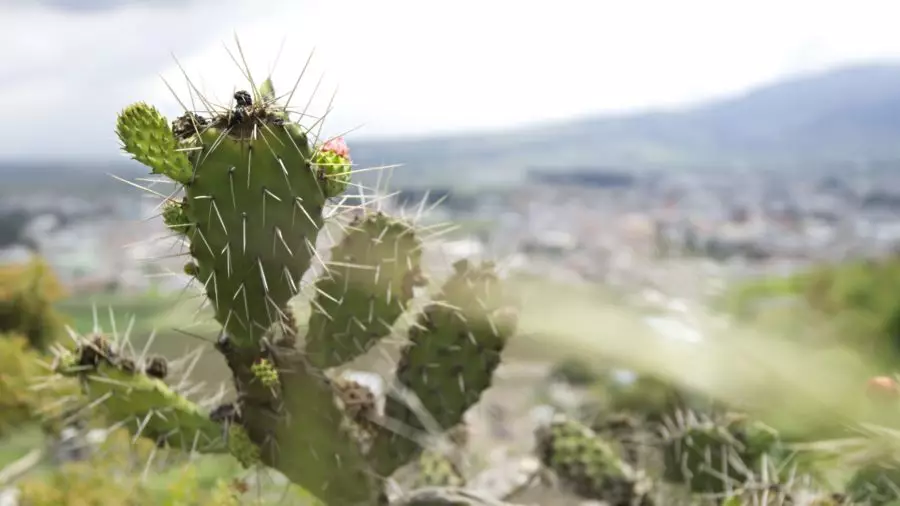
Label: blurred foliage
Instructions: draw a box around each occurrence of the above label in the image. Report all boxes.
[16,429,245,506]
[548,357,601,386]
[0,333,79,438]
[0,256,67,351]
[721,255,900,364]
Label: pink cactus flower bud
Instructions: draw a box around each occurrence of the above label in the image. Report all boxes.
[322,137,350,158]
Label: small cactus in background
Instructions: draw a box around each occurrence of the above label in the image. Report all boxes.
[42,49,518,506]
[535,414,654,505]
[658,410,783,494]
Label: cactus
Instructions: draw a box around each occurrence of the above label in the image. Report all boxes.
[845,461,900,505]
[658,410,784,495]
[535,414,654,505]
[43,56,517,506]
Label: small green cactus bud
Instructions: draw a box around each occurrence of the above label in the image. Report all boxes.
[227,424,261,468]
[183,262,199,277]
[414,450,465,488]
[116,102,193,183]
[250,358,279,388]
[162,199,193,236]
[257,77,276,103]
[312,137,352,198]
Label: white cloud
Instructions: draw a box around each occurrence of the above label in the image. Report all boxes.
[3,0,900,159]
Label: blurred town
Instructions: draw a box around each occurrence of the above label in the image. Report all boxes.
[3,163,899,309]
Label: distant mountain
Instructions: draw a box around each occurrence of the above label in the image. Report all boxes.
[7,63,900,191]
[349,63,900,188]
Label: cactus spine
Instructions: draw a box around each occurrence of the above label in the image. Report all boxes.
[46,54,517,506]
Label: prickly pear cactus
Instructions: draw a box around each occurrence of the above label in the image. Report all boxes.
[44,56,518,506]
[659,410,783,494]
[535,414,654,505]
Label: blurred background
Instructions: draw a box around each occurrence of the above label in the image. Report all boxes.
[6,0,900,504]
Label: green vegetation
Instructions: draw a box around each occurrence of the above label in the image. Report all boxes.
[721,255,900,365]
[7,47,900,506]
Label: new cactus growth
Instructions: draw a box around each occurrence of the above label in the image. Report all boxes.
[45,54,517,506]
[535,414,653,505]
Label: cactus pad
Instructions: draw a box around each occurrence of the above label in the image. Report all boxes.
[116,89,335,347]
[305,211,425,368]
[116,103,193,183]
[368,260,518,476]
[54,334,226,453]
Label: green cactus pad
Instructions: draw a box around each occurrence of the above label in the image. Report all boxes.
[305,212,425,369]
[117,88,336,347]
[659,410,783,494]
[227,424,261,467]
[368,260,518,476]
[536,415,653,504]
[55,335,225,453]
[184,120,326,345]
[116,103,193,184]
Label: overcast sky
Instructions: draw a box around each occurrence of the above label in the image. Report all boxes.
[3,0,900,160]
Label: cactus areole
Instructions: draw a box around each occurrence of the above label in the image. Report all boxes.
[62,68,521,506]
